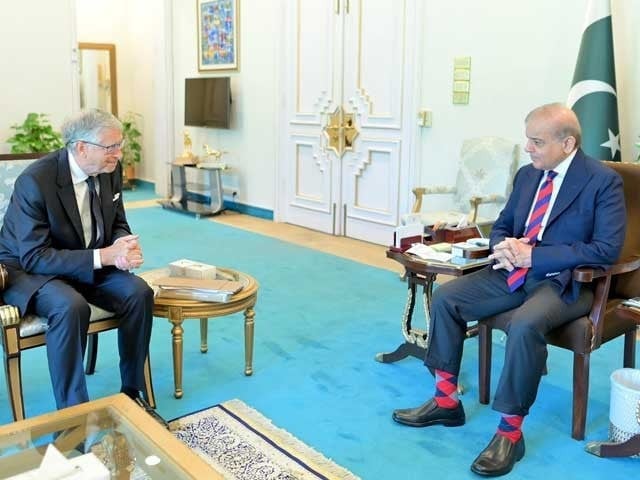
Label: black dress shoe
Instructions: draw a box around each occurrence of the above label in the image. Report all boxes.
[392,398,465,427]
[470,434,525,477]
[134,397,170,430]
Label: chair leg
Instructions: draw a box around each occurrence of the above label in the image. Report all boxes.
[623,330,636,368]
[4,353,25,421]
[572,352,590,440]
[85,333,99,375]
[142,353,156,409]
[478,323,492,405]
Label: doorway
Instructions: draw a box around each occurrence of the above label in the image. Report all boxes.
[279,0,420,245]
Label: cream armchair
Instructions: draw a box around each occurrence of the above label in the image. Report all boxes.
[403,137,519,235]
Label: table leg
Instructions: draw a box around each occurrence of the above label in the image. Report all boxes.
[168,306,184,399]
[375,271,436,364]
[244,307,255,376]
[200,318,208,353]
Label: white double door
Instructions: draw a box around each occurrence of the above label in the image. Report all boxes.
[279,0,419,245]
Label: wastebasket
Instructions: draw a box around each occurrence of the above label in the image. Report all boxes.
[609,368,640,449]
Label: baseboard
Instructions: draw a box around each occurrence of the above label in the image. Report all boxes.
[164,188,274,220]
[223,200,273,220]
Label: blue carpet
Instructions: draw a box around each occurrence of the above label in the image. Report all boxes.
[1,206,637,479]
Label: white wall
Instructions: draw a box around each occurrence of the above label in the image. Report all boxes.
[171,0,279,209]
[415,0,639,215]
[76,0,160,183]
[612,0,640,164]
[0,1,76,153]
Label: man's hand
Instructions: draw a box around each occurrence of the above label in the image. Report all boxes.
[100,234,145,270]
[489,237,533,271]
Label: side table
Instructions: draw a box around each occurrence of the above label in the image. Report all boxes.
[376,249,490,363]
[141,267,259,399]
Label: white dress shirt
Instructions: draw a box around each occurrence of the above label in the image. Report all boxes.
[68,150,102,268]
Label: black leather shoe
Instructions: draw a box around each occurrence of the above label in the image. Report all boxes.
[134,397,170,430]
[392,398,465,427]
[470,434,525,477]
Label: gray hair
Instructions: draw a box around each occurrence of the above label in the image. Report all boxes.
[525,102,582,147]
[61,109,122,148]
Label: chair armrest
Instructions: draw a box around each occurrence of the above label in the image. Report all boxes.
[468,195,507,223]
[411,186,457,212]
[573,256,640,283]
[0,304,21,327]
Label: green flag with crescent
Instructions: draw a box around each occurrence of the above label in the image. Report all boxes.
[567,0,620,161]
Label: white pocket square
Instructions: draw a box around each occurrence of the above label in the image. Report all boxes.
[113,192,121,202]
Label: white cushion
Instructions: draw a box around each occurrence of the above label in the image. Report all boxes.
[19,304,116,338]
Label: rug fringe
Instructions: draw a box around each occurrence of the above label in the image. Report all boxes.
[223,399,361,480]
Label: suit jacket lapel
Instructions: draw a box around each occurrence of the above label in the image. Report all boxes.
[55,150,85,245]
[546,150,591,227]
[97,174,114,241]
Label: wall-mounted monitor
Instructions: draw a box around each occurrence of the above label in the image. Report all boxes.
[184,77,231,129]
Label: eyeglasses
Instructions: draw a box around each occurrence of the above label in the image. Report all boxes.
[76,139,125,154]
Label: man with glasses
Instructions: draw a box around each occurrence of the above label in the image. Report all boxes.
[0,109,154,413]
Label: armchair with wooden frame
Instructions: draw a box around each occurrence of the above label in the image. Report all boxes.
[0,153,156,422]
[477,161,640,440]
[402,137,519,236]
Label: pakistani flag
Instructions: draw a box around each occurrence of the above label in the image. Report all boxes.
[567,0,620,161]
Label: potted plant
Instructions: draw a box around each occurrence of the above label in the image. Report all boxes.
[120,112,142,187]
[6,113,64,153]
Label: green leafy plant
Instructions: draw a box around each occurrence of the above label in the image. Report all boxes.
[120,112,142,167]
[6,113,64,153]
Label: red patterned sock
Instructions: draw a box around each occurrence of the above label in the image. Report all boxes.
[434,369,459,408]
[497,414,524,443]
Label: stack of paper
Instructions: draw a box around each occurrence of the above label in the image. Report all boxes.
[621,297,640,308]
[153,276,243,303]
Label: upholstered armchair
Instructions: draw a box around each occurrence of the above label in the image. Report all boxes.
[0,154,156,421]
[403,137,519,235]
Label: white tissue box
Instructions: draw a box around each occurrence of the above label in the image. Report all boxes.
[6,445,110,480]
[169,259,217,280]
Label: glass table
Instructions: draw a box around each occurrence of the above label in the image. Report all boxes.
[0,394,222,479]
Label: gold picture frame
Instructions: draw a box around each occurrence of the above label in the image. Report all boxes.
[197,0,239,72]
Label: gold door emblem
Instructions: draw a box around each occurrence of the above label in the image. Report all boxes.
[323,106,359,157]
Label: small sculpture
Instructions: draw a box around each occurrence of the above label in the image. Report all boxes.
[180,131,197,161]
[203,144,227,161]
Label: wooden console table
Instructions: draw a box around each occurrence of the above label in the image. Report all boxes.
[375,249,490,363]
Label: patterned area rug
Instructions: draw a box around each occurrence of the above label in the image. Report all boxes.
[169,399,360,480]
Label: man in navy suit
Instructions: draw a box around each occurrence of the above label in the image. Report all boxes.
[392,103,626,476]
[0,109,153,410]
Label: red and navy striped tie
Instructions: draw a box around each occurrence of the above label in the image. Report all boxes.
[506,170,557,292]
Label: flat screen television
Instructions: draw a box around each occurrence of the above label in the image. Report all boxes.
[184,77,231,129]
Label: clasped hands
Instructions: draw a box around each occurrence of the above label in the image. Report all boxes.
[102,234,144,271]
[488,237,532,272]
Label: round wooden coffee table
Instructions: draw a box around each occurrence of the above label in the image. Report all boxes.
[140,267,258,398]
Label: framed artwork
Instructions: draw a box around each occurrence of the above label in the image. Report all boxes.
[197,0,239,71]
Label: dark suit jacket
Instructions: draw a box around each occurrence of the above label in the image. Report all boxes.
[490,149,626,303]
[0,148,131,314]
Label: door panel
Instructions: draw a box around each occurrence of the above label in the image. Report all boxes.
[282,0,416,244]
